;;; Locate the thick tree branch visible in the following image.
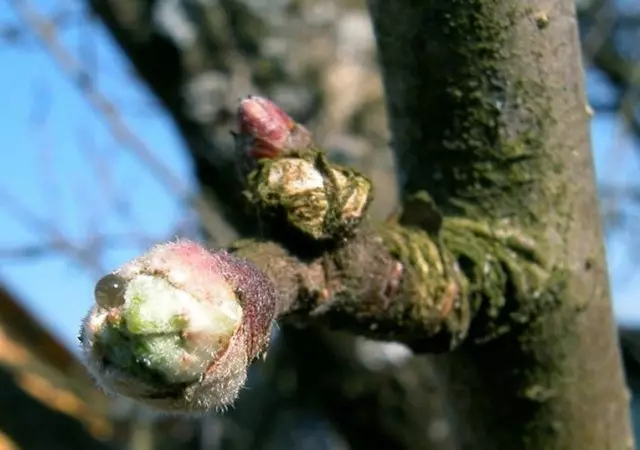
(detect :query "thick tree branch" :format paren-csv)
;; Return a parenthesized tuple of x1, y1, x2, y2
(232, 219, 553, 352)
(367, 0, 633, 448)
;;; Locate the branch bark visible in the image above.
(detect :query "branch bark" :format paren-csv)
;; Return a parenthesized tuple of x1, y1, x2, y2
(367, 0, 633, 448)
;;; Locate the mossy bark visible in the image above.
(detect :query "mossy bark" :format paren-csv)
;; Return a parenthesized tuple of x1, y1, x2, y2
(368, 0, 633, 448)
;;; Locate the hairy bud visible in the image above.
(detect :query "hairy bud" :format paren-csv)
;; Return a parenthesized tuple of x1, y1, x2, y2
(79, 240, 276, 414)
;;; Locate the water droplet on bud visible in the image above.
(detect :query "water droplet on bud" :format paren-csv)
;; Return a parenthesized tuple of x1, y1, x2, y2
(94, 274, 127, 308)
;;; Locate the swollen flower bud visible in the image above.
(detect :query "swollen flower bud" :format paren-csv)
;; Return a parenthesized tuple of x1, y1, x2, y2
(236, 95, 313, 159)
(79, 240, 276, 414)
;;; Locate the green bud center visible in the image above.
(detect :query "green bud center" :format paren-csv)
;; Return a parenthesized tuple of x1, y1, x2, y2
(94, 275, 242, 385)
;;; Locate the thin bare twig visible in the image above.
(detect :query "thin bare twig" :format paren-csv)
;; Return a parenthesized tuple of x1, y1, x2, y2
(9, 0, 224, 241)
(0, 186, 105, 274)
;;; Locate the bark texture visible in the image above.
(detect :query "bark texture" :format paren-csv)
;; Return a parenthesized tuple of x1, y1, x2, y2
(368, 0, 634, 448)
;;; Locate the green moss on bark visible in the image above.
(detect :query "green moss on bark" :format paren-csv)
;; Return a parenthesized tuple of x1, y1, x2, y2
(371, 0, 557, 225)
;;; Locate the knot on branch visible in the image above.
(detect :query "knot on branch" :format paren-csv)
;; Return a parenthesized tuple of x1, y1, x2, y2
(362, 191, 561, 350)
(441, 218, 564, 343)
(375, 223, 471, 352)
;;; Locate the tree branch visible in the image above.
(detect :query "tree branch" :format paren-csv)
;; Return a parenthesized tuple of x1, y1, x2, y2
(80, 97, 560, 427)
(367, 0, 633, 448)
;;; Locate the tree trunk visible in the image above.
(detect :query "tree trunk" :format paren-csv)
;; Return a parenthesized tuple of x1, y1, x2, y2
(368, 0, 634, 448)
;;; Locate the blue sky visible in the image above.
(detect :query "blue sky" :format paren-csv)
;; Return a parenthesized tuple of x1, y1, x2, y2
(0, 1, 639, 350)
(0, 1, 197, 347)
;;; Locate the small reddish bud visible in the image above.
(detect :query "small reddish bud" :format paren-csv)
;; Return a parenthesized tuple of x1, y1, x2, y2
(236, 95, 313, 159)
(80, 240, 276, 414)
